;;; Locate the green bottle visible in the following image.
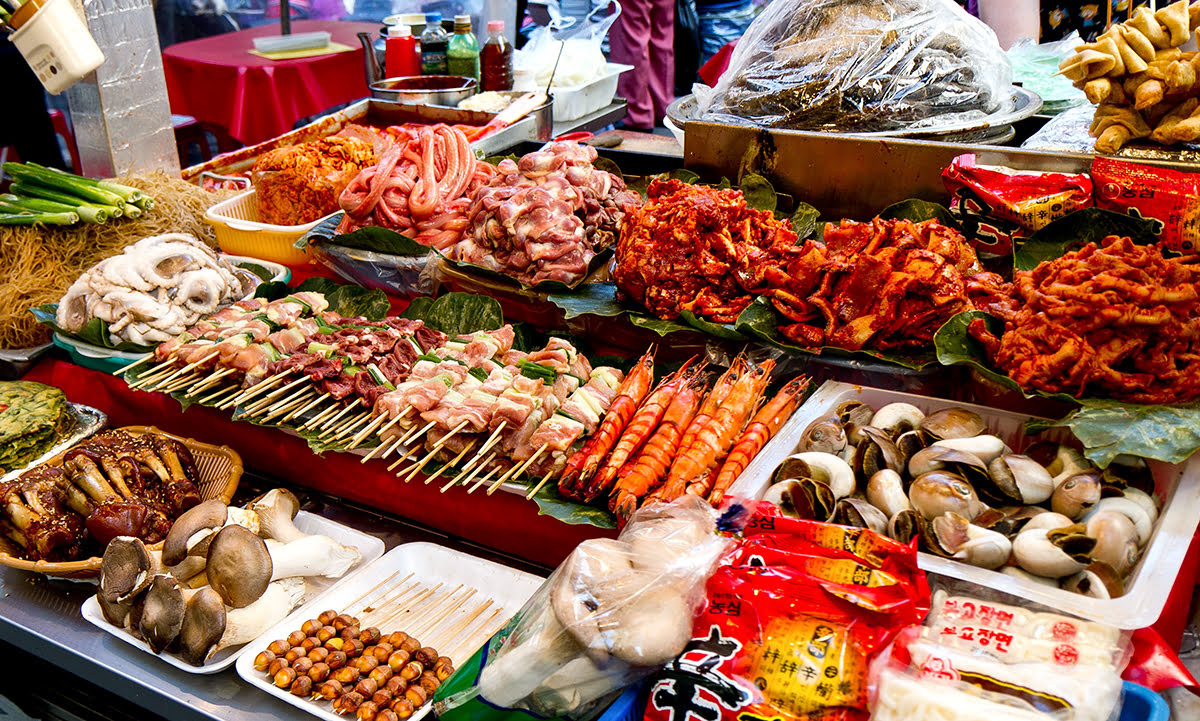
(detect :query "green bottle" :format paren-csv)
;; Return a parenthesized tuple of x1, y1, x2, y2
(447, 15, 480, 81)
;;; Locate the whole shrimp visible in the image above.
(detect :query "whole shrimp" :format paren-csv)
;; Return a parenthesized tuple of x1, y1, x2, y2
(672, 357, 745, 465)
(579, 358, 698, 502)
(704, 375, 809, 507)
(655, 359, 775, 502)
(609, 371, 707, 521)
(557, 349, 655, 500)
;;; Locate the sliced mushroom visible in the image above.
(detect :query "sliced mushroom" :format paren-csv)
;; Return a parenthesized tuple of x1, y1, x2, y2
(869, 403, 925, 439)
(909, 471, 985, 522)
(931, 435, 1008, 465)
(250, 488, 305, 543)
(831, 498, 887, 534)
(179, 587, 226, 666)
(1086, 510, 1139, 575)
(1012, 526, 1095, 578)
(140, 574, 188, 654)
(772, 453, 855, 500)
(1051, 472, 1101, 520)
(162, 499, 227, 567)
(866, 469, 910, 518)
(100, 536, 157, 604)
(919, 408, 986, 441)
(206, 524, 272, 608)
(930, 512, 1012, 569)
(796, 416, 846, 455)
(988, 455, 1054, 505)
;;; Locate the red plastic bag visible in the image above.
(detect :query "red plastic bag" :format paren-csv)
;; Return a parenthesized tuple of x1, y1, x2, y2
(643, 507, 928, 721)
(942, 154, 1093, 260)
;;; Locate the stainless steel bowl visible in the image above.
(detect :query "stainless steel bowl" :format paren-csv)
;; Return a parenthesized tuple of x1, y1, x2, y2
(369, 76, 478, 106)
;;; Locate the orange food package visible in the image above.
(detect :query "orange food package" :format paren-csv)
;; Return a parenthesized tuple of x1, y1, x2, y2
(642, 505, 928, 721)
(1092, 156, 1200, 255)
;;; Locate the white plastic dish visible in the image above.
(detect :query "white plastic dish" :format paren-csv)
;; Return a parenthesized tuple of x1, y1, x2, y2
(726, 381, 1200, 629)
(235, 541, 545, 721)
(80, 511, 385, 674)
(551, 63, 633, 122)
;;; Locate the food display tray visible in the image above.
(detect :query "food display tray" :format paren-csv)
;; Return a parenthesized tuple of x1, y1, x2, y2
(0, 343, 53, 380)
(81, 510, 385, 674)
(0, 402, 106, 484)
(725, 381, 1200, 629)
(235, 541, 545, 721)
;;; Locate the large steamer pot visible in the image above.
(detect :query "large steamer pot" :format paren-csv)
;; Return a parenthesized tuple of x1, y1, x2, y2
(369, 75, 478, 105)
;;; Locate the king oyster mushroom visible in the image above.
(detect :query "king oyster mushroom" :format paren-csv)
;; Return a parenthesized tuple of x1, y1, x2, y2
(140, 574, 189, 653)
(931, 435, 1009, 465)
(167, 576, 306, 665)
(929, 512, 1012, 569)
(988, 455, 1054, 505)
(209, 577, 305, 658)
(796, 416, 847, 454)
(1012, 525, 1096, 578)
(869, 403, 925, 439)
(250, 488, 305, 543)
(1051, 472, 1101, 520)
(909, 471, 985, 521)
(866, 469, 911, 518)
(853, 427, 904, 482)
(1085, 510, 1139, 575)
(179, 587, 226, 666)
(831, 498, 888, 533)
(919, 408, 986, 442)
(772, 452, 855, 499)
(100, 536, 157, 605)
(162, 499, 227, 566)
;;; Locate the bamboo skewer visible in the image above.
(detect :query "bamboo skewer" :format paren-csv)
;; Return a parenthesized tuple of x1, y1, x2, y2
(154, 371, 203, 394)
(525, 467, 558, 499)
(374, 583, 451, 629)
(427, 599, 493, 651)
(358, 581, 425, 621)
(284, 393, 331, 423)
(459, 452, 497, 493)
(258, 384, 315, 414)
(409, 589, 477, 638)
(451, 422, 506, 482)
(468, 461, 504, 494)
(489, 443, 549, 494)
(341, 570, 408, 612)
(196, 385, 239, 406)
(446, 608, 505, 662)
(112, 353, 156, 376)
(311, 400, 360, 435)
(221, 372, 288, 409)
(400, 420, 471, 482)
(366, 429, 411, 464)
(317, 400, 363, 433)
(366, 583, 443, 627)
(258, 374, 311, 403)
(328, 412, 372, 442)
(260, 391, 316, 422)
(127, 364, 180, 390)
(427, 441, 477, 487)
(403, 587, 470, 634)
(347, 413, 389, 450)
(299, 402, 340, 431)
(148, 350, 220, 389)
(385, 421, 436, 470)
(184, 368, 237, 397)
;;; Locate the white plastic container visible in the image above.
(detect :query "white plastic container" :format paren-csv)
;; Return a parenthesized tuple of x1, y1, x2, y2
(726, 381, 1200, 629)
(9, 0, 105, 95)
(235, 541, 545, 721)
(80, 511, 385, 673)
(252, 31, 332, 54)
(551, 63, 632, 121)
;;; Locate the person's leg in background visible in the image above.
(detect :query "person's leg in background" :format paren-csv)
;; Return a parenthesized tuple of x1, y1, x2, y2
(609, 0, 654, 129)
(646, 0, 673, 123)
(0, 43, 65, 169)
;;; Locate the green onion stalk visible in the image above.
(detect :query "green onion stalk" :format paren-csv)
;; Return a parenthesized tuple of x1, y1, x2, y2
(0, 193, 110, 224)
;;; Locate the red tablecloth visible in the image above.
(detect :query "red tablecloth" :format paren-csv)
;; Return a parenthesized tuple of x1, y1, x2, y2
(163, 20, 377, 146)
(25, 359, 611, 568)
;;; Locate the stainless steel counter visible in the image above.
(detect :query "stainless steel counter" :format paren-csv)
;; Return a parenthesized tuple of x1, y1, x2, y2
(0, 480, 547, 721)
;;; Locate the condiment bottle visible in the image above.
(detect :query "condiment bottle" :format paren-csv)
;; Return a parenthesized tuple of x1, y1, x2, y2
(479, 20, 513, 91)
(420, 12, 449, 75)
(385, 24, 421, 78)
(446, 14, 480, 81)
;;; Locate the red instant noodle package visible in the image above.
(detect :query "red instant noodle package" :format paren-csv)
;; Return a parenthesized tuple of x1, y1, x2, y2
(642, 505, 929, 721)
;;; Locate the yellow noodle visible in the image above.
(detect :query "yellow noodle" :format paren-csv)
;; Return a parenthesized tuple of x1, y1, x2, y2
(0, 172, 237, 349)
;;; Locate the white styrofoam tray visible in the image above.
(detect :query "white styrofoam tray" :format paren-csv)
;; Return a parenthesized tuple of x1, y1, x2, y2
(551, 63, 633, 122)
(81, 511, 385, 674)
(726, 381, 1200, 629)
(235, 541, 546, 721)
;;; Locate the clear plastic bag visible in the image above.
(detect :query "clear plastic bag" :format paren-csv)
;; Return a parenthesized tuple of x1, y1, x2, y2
(432, 495, 731, 721)
(693, 0, 1013, 132)
(516, 1, 620, 88)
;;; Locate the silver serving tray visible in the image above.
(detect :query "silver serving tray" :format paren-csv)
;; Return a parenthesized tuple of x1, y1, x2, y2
(0, 344, 54, 381)
(0, 403, 107, 484)
(668, 86, 1043, 141)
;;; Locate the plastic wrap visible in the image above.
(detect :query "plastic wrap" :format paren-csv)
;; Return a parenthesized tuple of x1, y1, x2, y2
(870, 585, 1131, 721)
(694, 0, 1013, 132)
(432, 496, 731, 721)
(516, 4, 618, 88)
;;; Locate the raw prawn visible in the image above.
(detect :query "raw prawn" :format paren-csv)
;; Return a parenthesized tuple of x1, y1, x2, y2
(656, 359, 775, 502)
(557, 349, 655, 500)
(672, 357, 745, 465)
(609, 371, 706, 521)
(704, 375, 809, 507)
(580, 358, 699, 501)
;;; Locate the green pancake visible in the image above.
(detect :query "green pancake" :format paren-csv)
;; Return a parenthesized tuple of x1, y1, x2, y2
(0, 381, 70, 473)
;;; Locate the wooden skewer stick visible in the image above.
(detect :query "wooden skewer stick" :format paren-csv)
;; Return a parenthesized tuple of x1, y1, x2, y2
(260, 391, 316, 422)
(402, 586, 471, 634)
(147, 349, 220, 389)
(196, 385, 239, 406)
(373, 583, 451, 629)
(395, 417, 437, 448)
(408, 589, 477, 639)
(525, 467, 558, 500)
(428, 441, 477, 488)
(347, 413, 389, 451)
(298, 402, 340, 431)
(489, 444, 549, 495)
(385, 421, 436, 470)
(364, 427, 410, 464)
(259, 384, 316, 413)
(459, 452, 497, 493)
(427, 599, 494, 651)
(127, 364, 181, 390)
(112, 353, 157, 376)
(446, 608, 505, 664)
(467, 460, 504, 494)
(365, 583, 443, 627)
(341, 570, 408, 612)
(240, 382, 309, 416)
(375, 409, 410, 438)
(284, 393, 331, 424)
(327, 411, 372, 442)
(153, 371, 203, 394)
(401, 420, 471, 482)
(315, 399, 363, 433)
(454, 422, 506, 480)
(358, 580, 425, 620)
(184, 367, 237, 397)
(310, 401, 360, 436)
(222, 372, 288, 408)
(257, 374, 311, 403)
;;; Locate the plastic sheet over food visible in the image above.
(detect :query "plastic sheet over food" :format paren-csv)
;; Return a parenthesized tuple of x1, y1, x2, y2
(432, 496, 730, 721)
(694, 0, 1013, 132)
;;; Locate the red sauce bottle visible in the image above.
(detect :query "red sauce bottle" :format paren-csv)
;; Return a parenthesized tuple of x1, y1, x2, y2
(385, 24, 421, 78)
(479, 20, 513, 91)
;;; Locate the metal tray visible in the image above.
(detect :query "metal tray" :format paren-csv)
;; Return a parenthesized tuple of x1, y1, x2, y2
(182, 98, 554, 183)
(0, 344, 53, 381)
(667, 86, 1043, 142)
(0, 402, 107, 484)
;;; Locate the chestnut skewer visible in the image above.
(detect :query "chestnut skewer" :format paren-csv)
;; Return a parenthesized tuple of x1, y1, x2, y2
(405, 590, 477, 639)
